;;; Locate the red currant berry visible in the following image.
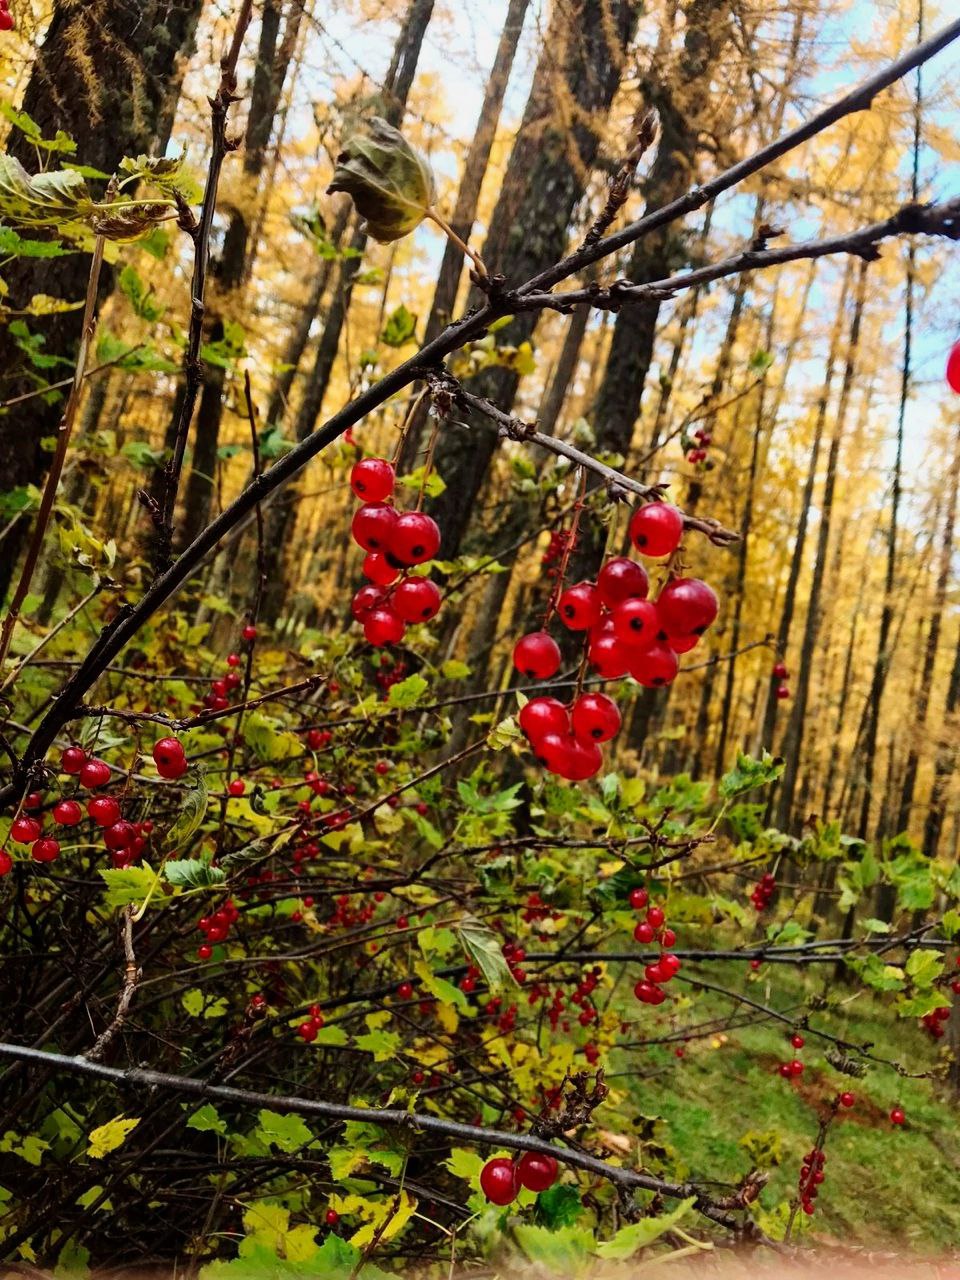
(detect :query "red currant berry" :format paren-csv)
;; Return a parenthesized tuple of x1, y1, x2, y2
(629, 887, 649, 910)
(633, 921, 655, 943)
(242, 624, 257, 641)
(88, 797, 121, 827)
(612, 598, 659, 651)
(519, 696, 569, 741)
(571, 692, 621, 744)
(0, 850, 11, 876)
(776, 683, 790, 700)
(397, 981, 414, 1000)
(513, 631, 561, 680)
(61, 746, 87, 775)
(53, 800, 83, 827)
(24, 792, 42, 810)
(389, 511, 441, 565)
(646, 906, 665, 928)
(480, 1156, 519, 1205)
(299, 1021, 318, 1042)
(629, 643, 679, 688)
(629, 502, 684, 557)
(362, 552, 399, 586)
(31, 837, 60, 863)
(351, 502, 398, 552)
(227, 779, 246, 797)
(840, 1092, 856, 1108)
(791, 1034, 805, 1049)
(656, 578, 719, 637)
(198, 943, 213, 960)
(890, 1107, 905, 1126)
(325, 1208, 340, 1226)
(946, 340, 960, 394)
(517, 1151, 559, 1192)
(352, 584, 386, 621)
(588, 632, 631, 679)
(78, 758, 111, 789)
(597, 556, 648, 606)
(11, 816, 41, 843)
(393, 577, 442, 622)
(153, 738, 185, 770)
(772, 661, 788, 679)
(104, 821, 137, 851)
(558, 581, 601, 631)
(364, 606, 405, 647)
(350, 457, 395, 502)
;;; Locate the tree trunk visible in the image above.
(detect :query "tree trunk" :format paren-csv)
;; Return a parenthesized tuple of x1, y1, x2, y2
(568, 0, 733, 582)
(177, 0, 304, 551)
(260, 0, 437, 618)
(898, 426, 960, 833)
(397, 0, 531, 471)
(758, 261, 853, 754)
(0, 0, 205, 599)
(426, 0, 640, 561)
(775, 259, 868, 828)
(923, 620, 960, 859)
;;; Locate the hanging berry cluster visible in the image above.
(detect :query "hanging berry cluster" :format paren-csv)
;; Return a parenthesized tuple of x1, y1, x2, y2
(628, 886, 681, 1004)
(515, 502, 718, 781)
(797, 1146, 826, 1216)
(196, 898, 240, 960)
(920, 1003, 951, 1040)
(479, 1151, 559, 1205)
(189, 627, 255, 718)
(348, 458, 443, 647)
(772, 659, 790, 701)
(750, 870, 776, 910)
(6, 745, 158, 871)
(686, 425, 712, 466)
(777, 1031, 805, 1080)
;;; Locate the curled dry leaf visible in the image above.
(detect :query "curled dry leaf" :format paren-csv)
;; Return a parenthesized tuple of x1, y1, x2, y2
(327, 116, 435, 243)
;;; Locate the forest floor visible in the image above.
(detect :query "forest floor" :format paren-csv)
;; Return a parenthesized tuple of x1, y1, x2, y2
(610, 958, 960, 1253)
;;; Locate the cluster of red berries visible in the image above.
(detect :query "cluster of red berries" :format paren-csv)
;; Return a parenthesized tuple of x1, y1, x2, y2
(777, 1031, 806, 1080)
(797, 1146, 826, 1216)
(515, 504, 718, 780)
(479, 1151, 559, 1205)
(520, 891, 564, 929)
(920, 1004, 951, 1040)
(628, 887, 680, 1004)
(192, 631, 254, 716)
(7, 746, 156, 870)
(348, 458, 443, 647)
(0, 0, 14, 32)
(298, 1003, 326, 1041)
(772, 660, 790, 701)
(750, 871, 776, 911)
(305, 727, 333, 751)
(196, 899, 239, 960)
(541, 527, 574, 577)
(372, 654, 410, 695)
(685, 425, 712, 466)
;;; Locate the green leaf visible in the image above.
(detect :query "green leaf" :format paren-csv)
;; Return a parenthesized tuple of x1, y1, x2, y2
(905, 948, 944, 988)
(719, 751, 784, 800)
(513, 1223, 595, 1271)
(118, 264, 164, 322)
(534, 1183, 584, 1229)
(164, 771, 208, 851)
(354, 1030, 402, 1061)
(457, 917, 512, 992)
(594, 1197, 696, 1259)
(0, 225, 70, 258)
(164, 858, 226, 889)
(311, 1025, 349, 1046)
(380, 303, 417, 346)
(255, 1109, 314, 1153)
(186, 1104, 227, 1136)
(387, 674, 428, 708)
(0, 155, 90, 229)
(98, 863, 157, 909)
(445, 1147, 485, 1183)
(87, 1115, 140, 1159)
(328, 117, 435, 243)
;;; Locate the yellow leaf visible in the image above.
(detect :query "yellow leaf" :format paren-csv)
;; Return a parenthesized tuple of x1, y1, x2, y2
(87, 1115, 140, 1159)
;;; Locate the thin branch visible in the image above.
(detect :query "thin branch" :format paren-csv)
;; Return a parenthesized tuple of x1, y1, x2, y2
(0, 1038, 765, 1234)
(453, 384, 740, 546)
(85, 907, 141, 1063)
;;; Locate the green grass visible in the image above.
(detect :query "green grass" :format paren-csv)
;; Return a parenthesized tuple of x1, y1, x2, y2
(607, 959, 960, 1251)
